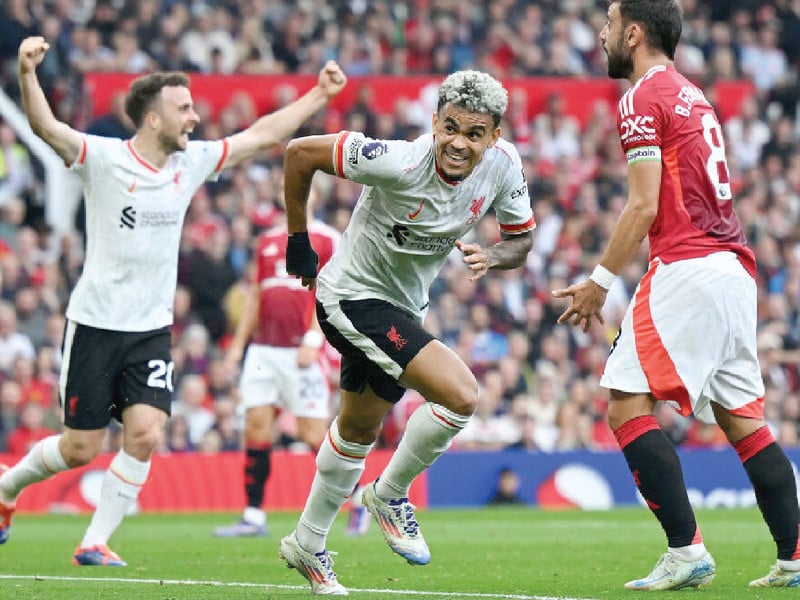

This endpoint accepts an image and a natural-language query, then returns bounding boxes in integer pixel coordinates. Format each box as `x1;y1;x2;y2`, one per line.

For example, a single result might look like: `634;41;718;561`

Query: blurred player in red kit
214;191;339;537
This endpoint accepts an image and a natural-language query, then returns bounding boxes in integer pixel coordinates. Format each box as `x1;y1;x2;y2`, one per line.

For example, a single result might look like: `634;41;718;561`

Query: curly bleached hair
437;70;508;127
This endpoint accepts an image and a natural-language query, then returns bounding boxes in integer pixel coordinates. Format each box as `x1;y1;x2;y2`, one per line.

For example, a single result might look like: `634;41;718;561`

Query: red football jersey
252;221;340;347
617;64;756;278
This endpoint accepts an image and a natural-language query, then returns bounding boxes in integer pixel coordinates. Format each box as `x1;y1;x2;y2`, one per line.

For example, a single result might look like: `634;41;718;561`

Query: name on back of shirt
675;85;709;117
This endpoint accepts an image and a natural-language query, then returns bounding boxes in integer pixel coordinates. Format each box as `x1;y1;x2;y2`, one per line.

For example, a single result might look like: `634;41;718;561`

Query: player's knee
124;422;164;459
441;371;478;417
59;433;102;467
336;418;381;446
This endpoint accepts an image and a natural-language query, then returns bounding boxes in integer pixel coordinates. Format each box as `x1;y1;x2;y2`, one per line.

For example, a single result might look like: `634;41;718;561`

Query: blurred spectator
171;374;214;446
164;414;194;454
87;92;135;139
180;4;237;74
0;122;34;208
0;300;35;376
724;95;771;172
13;286;49;349
188;226;237;342
5;401;57;455
487;467;525;505
740;26;789;94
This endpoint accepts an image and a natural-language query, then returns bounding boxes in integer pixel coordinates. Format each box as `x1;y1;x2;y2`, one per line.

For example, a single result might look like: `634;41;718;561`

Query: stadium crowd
0;0;799;456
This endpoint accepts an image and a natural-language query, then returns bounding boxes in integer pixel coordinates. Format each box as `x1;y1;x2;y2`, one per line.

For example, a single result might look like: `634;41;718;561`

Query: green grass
0;507;795;599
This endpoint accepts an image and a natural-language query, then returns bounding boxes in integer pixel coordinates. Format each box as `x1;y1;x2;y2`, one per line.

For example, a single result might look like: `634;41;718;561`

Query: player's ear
626;23;642;48
488;127;501;148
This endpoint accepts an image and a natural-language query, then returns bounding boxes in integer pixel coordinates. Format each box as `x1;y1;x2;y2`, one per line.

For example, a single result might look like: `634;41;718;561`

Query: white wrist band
301;329;325;349
589;264;616;290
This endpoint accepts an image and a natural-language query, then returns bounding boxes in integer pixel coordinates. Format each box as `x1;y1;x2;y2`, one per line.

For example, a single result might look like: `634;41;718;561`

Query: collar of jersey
126;138;160;174
434;159;460;186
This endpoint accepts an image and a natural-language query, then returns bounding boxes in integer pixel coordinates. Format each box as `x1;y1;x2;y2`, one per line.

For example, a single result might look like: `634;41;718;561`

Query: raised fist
18;37;50;74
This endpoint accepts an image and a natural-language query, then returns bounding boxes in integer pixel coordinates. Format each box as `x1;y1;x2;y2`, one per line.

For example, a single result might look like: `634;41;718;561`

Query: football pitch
0;507;795;599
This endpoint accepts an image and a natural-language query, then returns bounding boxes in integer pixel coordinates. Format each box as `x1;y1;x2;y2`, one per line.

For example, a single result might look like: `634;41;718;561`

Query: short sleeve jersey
318;131;535;317
617;65;756;277
253;220;339;347
69;135;229;331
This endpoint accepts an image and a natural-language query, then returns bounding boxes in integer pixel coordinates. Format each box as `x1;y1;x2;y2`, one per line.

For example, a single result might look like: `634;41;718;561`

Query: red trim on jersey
662;146;687;214
633;262;692;415
499;216;536;233
434;160;459;186
334;131;348;177
733;426;774;464
612;415;660;450
76;137;87;166
214;138;230;172
729;396;765;420
126;139;159;173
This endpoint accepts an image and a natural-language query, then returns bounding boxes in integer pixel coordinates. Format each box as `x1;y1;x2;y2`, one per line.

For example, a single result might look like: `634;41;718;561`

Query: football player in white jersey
278;70;536;595
0;36;345;566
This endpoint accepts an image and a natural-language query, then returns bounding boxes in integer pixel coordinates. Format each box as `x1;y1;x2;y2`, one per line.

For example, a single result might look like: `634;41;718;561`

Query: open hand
552;280;607;333
455;239;491;281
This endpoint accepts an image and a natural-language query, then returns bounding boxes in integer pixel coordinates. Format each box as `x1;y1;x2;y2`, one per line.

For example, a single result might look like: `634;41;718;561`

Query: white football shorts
600;251;765;424
239;344;330;419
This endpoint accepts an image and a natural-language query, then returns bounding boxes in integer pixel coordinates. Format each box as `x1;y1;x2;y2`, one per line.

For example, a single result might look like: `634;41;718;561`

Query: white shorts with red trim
239;344;330;419
600;251;764;424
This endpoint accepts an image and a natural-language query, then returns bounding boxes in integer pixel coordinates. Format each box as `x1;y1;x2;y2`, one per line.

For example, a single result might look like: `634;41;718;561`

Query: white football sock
375;402;470;500
243;506;266;526
668;542;708;562
0;435;69;503
80;450;150;548
296;419;372;553
777;558;800;571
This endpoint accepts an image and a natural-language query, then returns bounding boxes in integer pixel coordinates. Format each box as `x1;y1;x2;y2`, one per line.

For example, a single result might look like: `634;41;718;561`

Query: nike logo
127;176;137;194
407;199;424;220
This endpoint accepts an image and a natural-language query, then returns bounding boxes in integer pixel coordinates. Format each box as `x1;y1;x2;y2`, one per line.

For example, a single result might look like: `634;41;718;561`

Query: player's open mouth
444;151;467;165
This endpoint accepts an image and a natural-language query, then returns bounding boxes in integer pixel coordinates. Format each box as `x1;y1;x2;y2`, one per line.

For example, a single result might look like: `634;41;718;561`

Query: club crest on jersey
361;142;388;160
620;115;656;142
386;325;407;350
467;196;486;225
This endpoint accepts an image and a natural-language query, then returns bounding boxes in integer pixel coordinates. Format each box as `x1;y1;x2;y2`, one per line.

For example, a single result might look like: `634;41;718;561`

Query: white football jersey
68;134;229;331
317;131;535;318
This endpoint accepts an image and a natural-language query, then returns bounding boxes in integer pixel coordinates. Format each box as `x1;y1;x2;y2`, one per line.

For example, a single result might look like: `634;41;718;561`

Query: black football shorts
60;320;173;429
316;298;435;403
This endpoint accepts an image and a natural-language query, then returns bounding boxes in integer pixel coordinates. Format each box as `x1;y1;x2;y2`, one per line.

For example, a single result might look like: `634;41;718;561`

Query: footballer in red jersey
213;219;339;538
554;0;800;591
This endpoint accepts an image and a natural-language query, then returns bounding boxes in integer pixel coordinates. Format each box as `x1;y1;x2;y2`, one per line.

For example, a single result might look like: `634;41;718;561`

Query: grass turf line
0;507;795;599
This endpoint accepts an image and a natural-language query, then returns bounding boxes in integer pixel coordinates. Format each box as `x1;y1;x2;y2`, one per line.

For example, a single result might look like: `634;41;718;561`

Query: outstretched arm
552;159;661;332
222;61;346;169
18;37;83;165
